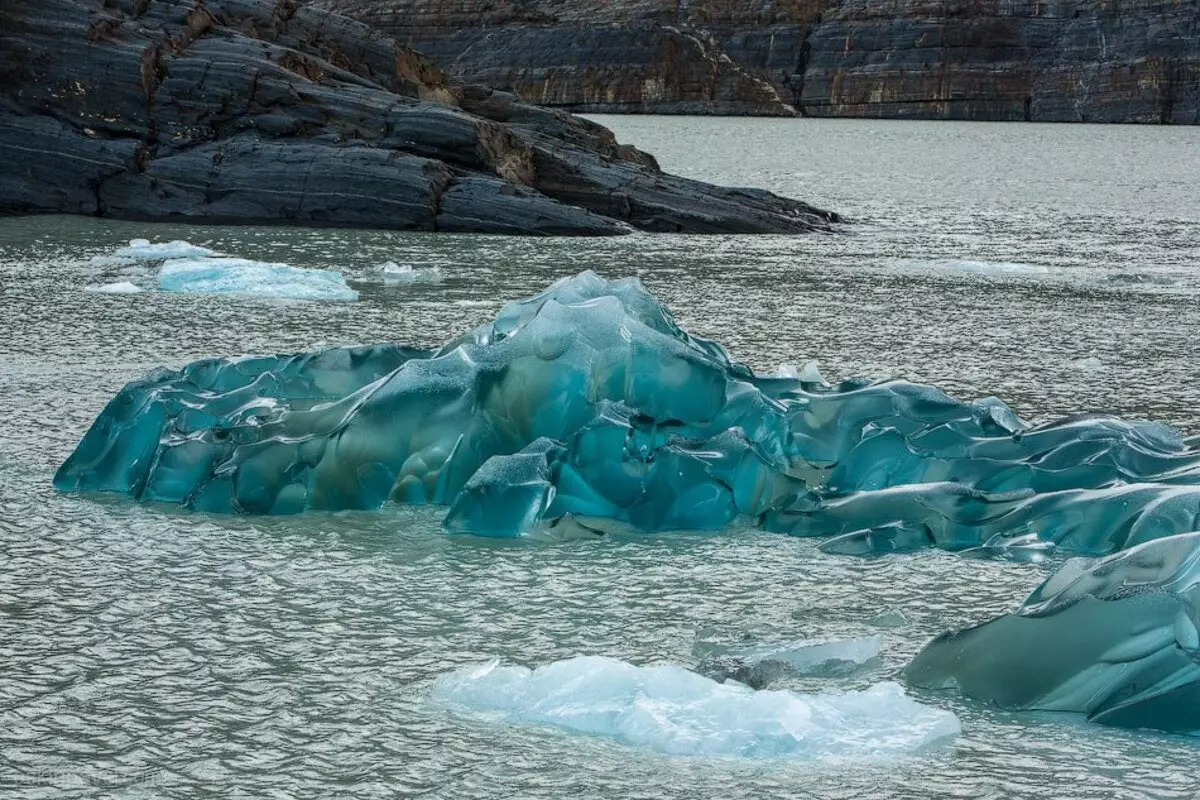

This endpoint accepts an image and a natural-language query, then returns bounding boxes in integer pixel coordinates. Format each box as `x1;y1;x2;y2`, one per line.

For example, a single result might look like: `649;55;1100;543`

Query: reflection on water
2;116;1199;798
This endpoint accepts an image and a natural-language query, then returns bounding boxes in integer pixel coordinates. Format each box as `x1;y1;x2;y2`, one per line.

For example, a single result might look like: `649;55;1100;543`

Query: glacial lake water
3;116;1200;798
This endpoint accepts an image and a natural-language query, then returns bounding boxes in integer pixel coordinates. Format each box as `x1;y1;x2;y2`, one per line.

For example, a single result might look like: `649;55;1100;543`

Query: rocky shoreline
317;0;1200;123
0;0;838;235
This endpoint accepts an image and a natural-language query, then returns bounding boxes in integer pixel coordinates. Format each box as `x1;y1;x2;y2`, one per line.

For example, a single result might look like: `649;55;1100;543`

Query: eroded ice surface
56;271;1200;556
699;634;883;688
905;532;1200;735
433;655;960;758
158;257;357;301
86;239;356;300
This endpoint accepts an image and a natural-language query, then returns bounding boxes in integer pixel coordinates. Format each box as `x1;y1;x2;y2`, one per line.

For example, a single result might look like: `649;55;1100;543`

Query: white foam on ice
374;260;444;284
85;281;144;294
434;655;959;758
158;257;358;301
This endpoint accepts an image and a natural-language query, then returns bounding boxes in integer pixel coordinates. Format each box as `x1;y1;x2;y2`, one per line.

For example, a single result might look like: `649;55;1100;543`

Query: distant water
2;117;1199;799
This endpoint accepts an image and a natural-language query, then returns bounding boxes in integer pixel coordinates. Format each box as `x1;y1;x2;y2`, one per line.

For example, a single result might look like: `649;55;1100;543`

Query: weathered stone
0;0;837;234
317;0;1200;123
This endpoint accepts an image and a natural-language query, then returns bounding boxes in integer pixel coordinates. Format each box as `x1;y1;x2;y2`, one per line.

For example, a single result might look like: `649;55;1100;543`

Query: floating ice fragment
905;532;1200;736
85;281;144;294
158;257;358;301
434;655;959;758
870;609;912;629
374;260;443;284
1071;356;1104;371
699;634;883;688
113;238;218;260
55;271;1200;558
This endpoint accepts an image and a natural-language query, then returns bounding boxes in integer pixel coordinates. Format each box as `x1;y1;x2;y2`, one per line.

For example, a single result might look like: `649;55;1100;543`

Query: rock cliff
316;0;1200;123
0;0;837;234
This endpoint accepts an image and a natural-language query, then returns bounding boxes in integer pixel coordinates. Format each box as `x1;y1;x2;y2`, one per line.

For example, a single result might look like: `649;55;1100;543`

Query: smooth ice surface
85;281;143;294
699;635;883;687
56;271;1200;556
158;257;358;300
434;655;959;758
906;532;1200;735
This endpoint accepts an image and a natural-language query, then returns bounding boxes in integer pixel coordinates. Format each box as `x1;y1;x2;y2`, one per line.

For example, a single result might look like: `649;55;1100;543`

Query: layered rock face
317;0;1200;122
0;0;837;234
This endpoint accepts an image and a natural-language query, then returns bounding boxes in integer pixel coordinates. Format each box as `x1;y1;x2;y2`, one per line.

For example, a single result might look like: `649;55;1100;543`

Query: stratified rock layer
317;0;1200;122
0;0;836;234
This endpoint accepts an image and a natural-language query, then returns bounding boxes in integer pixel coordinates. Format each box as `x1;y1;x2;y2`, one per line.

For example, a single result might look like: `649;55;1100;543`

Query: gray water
2;117;1199;799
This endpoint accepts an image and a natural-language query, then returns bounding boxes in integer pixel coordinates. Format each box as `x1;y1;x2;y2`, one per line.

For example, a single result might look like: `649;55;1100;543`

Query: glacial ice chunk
85;281;144;294
434;655;959;757
55;271;1200;557
905;532;1200;735
374;260;443;284
158;257;358;301
114;238;218;260
699;634;883;688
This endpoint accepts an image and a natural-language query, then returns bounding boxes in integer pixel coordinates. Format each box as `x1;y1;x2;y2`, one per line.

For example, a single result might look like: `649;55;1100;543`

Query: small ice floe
85;238;357;301
698;634;884;688
114;238;218;260
869;609;912;629
158;257;358;301
1070;356;1104;371
373;260;443;284
434;655;959;758
84;281;144;294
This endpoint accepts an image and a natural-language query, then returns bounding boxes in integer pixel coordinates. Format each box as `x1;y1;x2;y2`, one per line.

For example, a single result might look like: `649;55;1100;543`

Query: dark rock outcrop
316;0;1200;123
0;0;838;235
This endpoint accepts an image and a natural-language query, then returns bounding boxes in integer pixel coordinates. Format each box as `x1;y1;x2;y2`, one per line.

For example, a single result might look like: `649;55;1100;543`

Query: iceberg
433;655;959;757
905;532;1200;736
698;634;883;688
158;257;358;300
55;271;1200;557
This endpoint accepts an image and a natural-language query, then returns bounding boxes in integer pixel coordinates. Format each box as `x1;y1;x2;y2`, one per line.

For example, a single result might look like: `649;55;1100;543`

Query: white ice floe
113;238;219;261
84;281;144;294
158;257;358;301
1070;356;1104;371
374;260;444;284
434;655;959;758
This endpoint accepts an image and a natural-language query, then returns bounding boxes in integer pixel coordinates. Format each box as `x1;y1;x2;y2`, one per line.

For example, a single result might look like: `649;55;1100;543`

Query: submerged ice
906;532;1200;735
433;655;959;758
56;271;1200;557
698;635;883;688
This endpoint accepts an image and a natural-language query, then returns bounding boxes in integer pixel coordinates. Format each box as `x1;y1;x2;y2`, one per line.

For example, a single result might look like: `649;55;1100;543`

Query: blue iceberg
905;532;1200;735
433;655;960;757
55;271;1200;556
158;256;357;301
85;238;357;300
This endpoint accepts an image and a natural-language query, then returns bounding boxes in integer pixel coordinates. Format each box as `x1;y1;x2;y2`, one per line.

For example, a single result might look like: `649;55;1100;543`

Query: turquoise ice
56;271;1200;555
906;532;1200;735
